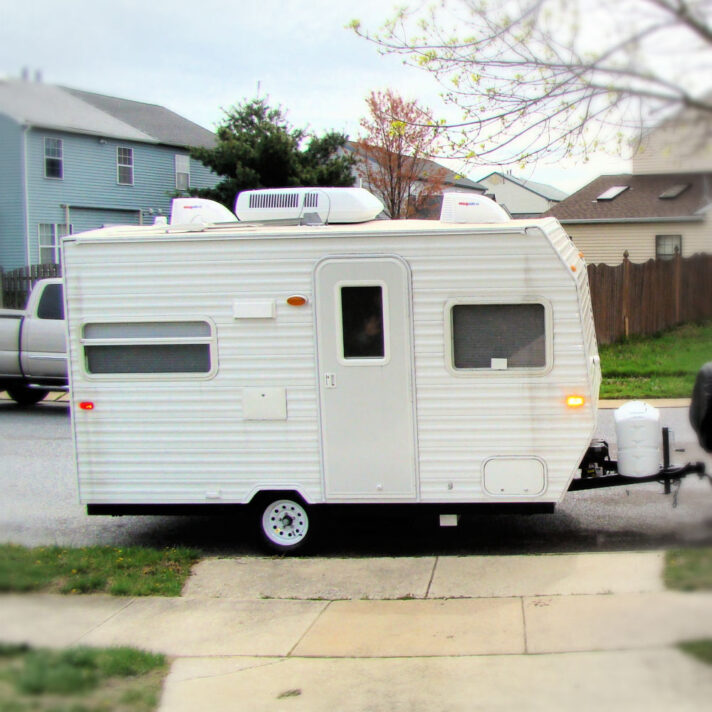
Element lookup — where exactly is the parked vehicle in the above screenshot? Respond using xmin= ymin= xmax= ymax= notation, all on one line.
xmin=61 ymin=188 xmax=705 ymax=552
xmin=0 ymin=278 xmax=67 ymax=405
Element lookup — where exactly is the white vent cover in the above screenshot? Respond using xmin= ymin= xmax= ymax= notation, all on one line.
xmin=440 ymin=193 xmax=509 ymax=223
xmin=170 ymin=198 xmax=237 ymax=226
xmin=235 ymin=187 xmax=384 ymax=224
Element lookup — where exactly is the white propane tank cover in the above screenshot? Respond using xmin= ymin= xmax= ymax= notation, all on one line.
xmin=170 ymin=198 xmax=238 ymax=226
xmin=440 ymin=192 xmax=510 ymax=223
xmin=614 ymin=401 xmax=662 ymax=477
xmin=234 ymin=187 xmax=384 ymax=224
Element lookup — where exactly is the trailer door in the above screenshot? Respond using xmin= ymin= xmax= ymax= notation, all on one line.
xmin=315 ymin=256 xmax=417 ymax=500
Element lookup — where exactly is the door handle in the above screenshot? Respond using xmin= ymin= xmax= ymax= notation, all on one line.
xmin=324 ymin=373 xmax=336 ymax=388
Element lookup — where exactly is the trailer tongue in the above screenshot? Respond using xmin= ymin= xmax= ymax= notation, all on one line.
xmin=570 ymin=428 xmax=708 ymax=495
xmin=571 ymin=381 xmax=712 ymax=498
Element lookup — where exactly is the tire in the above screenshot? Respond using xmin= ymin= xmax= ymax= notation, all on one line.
xmin=257 ymin=495 xmax=312 ymax=553
xmin=5 ymin=385 xmax=49 ymax=407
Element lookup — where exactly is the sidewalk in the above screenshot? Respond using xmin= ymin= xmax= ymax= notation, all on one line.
xmin=2 ymin=552 xmax=712 ymax=711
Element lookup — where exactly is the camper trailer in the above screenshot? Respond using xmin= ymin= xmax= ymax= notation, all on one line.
xmin=62 ymin=188 xmax=604 ymax=551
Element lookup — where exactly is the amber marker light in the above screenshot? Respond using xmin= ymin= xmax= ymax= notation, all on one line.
xmin=566 ymin=395 xmax=585 ymax=408
xmin=79 ymin=402 xmax=95 ymax=411
xmin=286 ymin=295 xmax=308 ymax=306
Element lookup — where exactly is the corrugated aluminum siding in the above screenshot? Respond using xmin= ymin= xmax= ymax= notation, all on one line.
xmin=64 ymin=219 xmax=597 ymax=505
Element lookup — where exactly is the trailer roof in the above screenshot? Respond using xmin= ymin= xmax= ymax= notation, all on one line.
xmin=65 ymin=216 xmax=562 ymax=244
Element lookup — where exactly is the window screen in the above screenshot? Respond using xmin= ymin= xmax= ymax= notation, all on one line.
xmin=341 ymin=285 xmax=385 ymax=359
xmin=82 ymin=320 xmax=214 ymax=376
xmin=452 ymin=303 xmax=546 ymax=369
xmin=85 ymin=344 xmax=211 ymax=374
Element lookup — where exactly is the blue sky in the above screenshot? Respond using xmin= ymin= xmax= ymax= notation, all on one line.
xmin=1 ymin=0 xmax=629 ymax=193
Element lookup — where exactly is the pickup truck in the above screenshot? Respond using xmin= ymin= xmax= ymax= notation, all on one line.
xmin=0 ymin=278 xmax=67 ymax=405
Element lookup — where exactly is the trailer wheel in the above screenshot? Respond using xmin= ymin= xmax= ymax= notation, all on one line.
xmin=258 ymin=496 xmax=311 ymax=553
xmin=5 ymin=386 xmax=49 ymax=407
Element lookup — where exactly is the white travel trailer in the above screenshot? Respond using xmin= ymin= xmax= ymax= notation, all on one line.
xmin=62 ymin=188 xmax=603 ymax=551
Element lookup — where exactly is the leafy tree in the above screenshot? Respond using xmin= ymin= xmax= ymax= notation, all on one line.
xmin=351 ymin=0 xmax=712 ymax=166
xmin=355 ymin=89 xmax=446 ymax=218
xmin=189 ymin=98 xmax=355 ymax=208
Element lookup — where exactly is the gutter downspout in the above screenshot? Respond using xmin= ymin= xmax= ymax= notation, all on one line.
xmin=21 ymin=124 xmax=31 ymax=265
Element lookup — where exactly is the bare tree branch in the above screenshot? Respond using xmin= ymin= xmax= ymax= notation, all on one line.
xmin=351 ymin=0 xmax=712 ymax=165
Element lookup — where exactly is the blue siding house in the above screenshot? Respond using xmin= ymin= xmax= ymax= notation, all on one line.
xmin=0 ymin=79 xmax=218 ymax=270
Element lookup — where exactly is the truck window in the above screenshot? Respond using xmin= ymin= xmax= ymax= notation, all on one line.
xmin=451 ymin=303 xmax=546 ymax=370
xmin=82 ymin=320 xmax=214 ymax=376
xmin=37 ymin=283 xmax=64 ymax=320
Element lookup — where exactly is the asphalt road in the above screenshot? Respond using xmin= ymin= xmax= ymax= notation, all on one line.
xmin=1 ymin=398 xmax=711 ymax=555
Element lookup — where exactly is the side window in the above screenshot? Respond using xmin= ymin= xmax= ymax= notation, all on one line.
xmin=82 ymin=321 xmax=215 ymax=377
xmin=175 ymin=154 xmax=190 ymax=190
xmin=451 ymin=303 xmax=546 ymax=370
xmin=340 ymin=285 xmax=385 ymax=359
xmin=117 ymin=147 xmax=134 ymax=185
xmin=36 ymin=283 xmax=64 ymax=320
xmin=44 ymin=137 xmax=63 ymax=179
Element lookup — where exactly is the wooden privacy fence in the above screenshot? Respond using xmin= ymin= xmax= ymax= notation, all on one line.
xmin=587 ymin=251 xmax=712 ymax=344
xmin=0 ymin=263 xmax=61 ymax=309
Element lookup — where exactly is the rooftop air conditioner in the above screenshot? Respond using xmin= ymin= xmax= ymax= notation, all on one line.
xmin=234 ymin=187 xmax=384 ymax=224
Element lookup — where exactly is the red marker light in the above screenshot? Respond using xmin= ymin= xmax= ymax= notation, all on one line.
xmin=79 ymin=402 xmax=95 ymax=411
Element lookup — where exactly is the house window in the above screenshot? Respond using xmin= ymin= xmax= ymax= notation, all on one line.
xmin=175 ymin=154 xmax=190 ymax=190
xmin=656 ymin=234 xmax=681 ymax=260
xmin=451 ymin=303 xmax=547 ymax=370
xmin=81 ymin=320 xmax=216 ymax=377
xmin=44 ymin=138 xmax=63 ymax=179
xmin=38 ymin=223 xmax=71 ymax=264
xmin=117 ymin=147 xmax=134 ymax=185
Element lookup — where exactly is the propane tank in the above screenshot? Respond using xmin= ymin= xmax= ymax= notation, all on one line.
xmin=614 ymin=401 xmax=661 ymax=477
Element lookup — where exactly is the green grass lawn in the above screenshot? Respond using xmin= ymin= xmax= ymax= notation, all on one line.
xmin=0 ymin=545 xmax=201 ymax=596
xmin=599 ymin=321 xmax=712 ymax=398
xmin=0 ymin=643 xmax=167 ymax=711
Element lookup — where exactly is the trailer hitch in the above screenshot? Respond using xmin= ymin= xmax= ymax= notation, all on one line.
xmin=569 ymin=427 xmax=709 ymax=501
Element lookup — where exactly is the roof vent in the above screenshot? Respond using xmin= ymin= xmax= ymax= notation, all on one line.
xmin=235 ymin=187 xmax=384 ymax=224
xmin=439 ymin=193 xmax=509 ymax=223
xmin=169 ymin=198 xmax=237 ymax=226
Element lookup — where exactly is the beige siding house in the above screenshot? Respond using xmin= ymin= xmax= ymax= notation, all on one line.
xmin=546 ymin=173 xmax=712 ymax=265
xmin=633 ymin=105 xmax=712 ymax=175
xmin=477 ymin=171 xmax=567 ymax=217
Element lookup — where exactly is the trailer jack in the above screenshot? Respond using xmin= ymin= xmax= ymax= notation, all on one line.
xmin=569 ymin=427 xmax=711 ymax=501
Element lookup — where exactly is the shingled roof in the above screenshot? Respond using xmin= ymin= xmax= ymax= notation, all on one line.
xmin=546 ymin=173 xmax=712 ymax=222
xmin=0 ymin=79 xmax=215 ymax=149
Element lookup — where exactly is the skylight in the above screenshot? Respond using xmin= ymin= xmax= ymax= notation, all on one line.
xmin=596 ymin=185 xmax=629 ymax=201
xmin=659 ymin=184 xmax=690 ymax=199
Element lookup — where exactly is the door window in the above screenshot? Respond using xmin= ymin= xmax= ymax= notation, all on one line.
xmin=340 ymin=285 xmax=385 ymax=359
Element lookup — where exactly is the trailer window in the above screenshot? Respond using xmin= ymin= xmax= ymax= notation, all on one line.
xmin=81 ymin=320 xmax=215 ymax=376
xmin=451 ymin=303 xmax=546 ymax=370
xmin=340 ymin=285 xmax=385 ymax=359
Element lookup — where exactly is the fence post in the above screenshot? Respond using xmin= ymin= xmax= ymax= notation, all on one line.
xmin=674 ymin=246 xmax=681 ymax=324
xmin=622 ymin=250 xmax=630 ymax=339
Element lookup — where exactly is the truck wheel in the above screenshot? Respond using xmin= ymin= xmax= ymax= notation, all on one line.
xmin=5 ymin=386 xmax=49 ymax=406
xmin=258 ymin=496 xmax=311 ymax=553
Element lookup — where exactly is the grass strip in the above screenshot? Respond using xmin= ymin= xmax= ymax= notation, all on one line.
xmin=0 ymin=544 xmax=201 ymax=596
xmin=678 ymin=640 xmax=712 ymax=666
xmin=664 ymin=548 xmax=712 ymax=591
xmin=0 ymin=643 xmax=166 ymax=711
xmin=599 ymin=320 xmax=712 ymax=399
